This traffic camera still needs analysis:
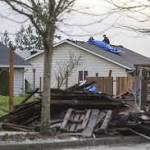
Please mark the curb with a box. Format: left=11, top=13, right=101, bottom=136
left=0, top=136, right=149, bottom=150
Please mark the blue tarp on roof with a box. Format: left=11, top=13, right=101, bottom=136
left=88, top=39, right=121, bottom=54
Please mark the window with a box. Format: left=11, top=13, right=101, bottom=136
left=78, top=71, right=88, bottom=82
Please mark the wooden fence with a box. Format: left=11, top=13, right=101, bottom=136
left=116, top=77, right=134, bottom=96
left=87, top=77, right=135, bottom=96
left=86, top=77, right=113, bottom=95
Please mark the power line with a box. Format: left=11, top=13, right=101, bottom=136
left=0, top=13, right=29, bottom=24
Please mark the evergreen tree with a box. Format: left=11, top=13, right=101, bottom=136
left=15, top=25, right=43, bottom=50
left=0, top=30, right=10, bottom=47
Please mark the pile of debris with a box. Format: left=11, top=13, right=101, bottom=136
left=59, top=108, right=113, bottom=137
left=0, top=82, right=150, bottom=139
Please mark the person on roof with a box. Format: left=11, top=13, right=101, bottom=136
left=102, top=34, right=110, bottom=44
left=88, top=36, right=94, bottom=41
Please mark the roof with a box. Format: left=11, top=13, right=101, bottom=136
left=0, top=43, right=27, bottom=68
left=15, top=49, right=42, bottom=59
left=25, top=39, right=150, bottom=70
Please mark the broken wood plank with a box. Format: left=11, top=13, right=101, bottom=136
left=51, top=99, right=124, bottom=109
left=2, top=123, right=33, bottom=132
left=70, top=112, right=80, bottom=132
left=78, top=109, right=91, bottom=131
left=100, top=110, right=112, bottom=130
left=60, top=108, right=73, bottom=131
left=50, top=123, right=62, bottom=129
left=82, top=109, right=99, bottom=137
left=94, top=112, right=106, bottom=133
left=96, top=112, right=106, bottom=125
left=128, top=128, right=150, bottom=140
left=21, top=88, right=39, bottom=104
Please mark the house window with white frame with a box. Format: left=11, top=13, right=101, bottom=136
left=78, top=71, right=88, bottom=82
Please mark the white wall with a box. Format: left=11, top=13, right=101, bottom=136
left=25, top=54, right=44, bottom=90
left=25, top=42, right=128, bottom=90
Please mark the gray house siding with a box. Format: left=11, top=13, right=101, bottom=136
left=0, top=42, right=27, bottom=96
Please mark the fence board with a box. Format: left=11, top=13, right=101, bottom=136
left=116, top=77, right=134, bottom=96
left=86, top=77, right=113, bottom=95
left=87, top=76, right=134, bottom=96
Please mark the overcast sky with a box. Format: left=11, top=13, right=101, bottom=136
left=0, top=0, right=150, bottom=57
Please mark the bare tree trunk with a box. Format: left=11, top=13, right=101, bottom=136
left=40, top=25, right=55, bottom=133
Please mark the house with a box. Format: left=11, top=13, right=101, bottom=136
left=24, top=39, right=150, bottom=92
left=0, top=43, right=27, bottom=96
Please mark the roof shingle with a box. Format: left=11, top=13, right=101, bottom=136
left=72, top=40, right=150, bottom=70
left=0, top=43, right=27, bottom=67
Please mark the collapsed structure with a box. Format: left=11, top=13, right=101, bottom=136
left=1, top=38, right=150, bottom=141
left=0, top=82, right=150, bottom=139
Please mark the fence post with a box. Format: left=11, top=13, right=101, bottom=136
left=39, top=77, right=42, bottom=92
left=113, top=77, right=117, bottom=96
left=32, top=68, right=36, bottom=91
left=65, top=70, right=69, bottom=89
left=9, top=46, right=14, bottom=112
left=138, top=68, right=142, bottom=109
left=32, top=68, right=36, bottom=100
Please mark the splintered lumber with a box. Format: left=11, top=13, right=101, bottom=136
left=60, top=108, right=73, bottom=131
left=52, top=92, right=113, bottom=101
left=69, top=109, right=91, bottom=132
left=50, top=123, right=62, bottom=129
left=51, top=99, right=124, bottom=109
left=70, top=112, right=80, bottom=132
left=78, top=109, right=91, bottom=131
left=128, top=124, right=150, bottom=136
left=60, top=109, right=92, bottom=133
left=94, top=112, right=106, bottom=133
left=76, top=113, right=86, bottom=131
left=100, top=110, right=112, bottom=131
left=0, top=83, right=127, bottom=133
left=96, top=112, right=106, bottom=125
left=128, top=128, right=150, bottom=140
left=21, top=88, right=39, bottom=104
left=82, top=109, right=99, bottom=137
left=2, top=123, right=33, bottom=132
left=0, top=100, right=41, bottom=125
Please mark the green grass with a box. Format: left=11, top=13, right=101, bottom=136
left=0, top=96, right=25, bottom=116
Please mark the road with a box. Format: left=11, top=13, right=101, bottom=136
left=60, top=143, right=150, bottom=150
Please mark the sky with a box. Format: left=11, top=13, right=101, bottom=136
left=0, top=0, right=150, bottom=57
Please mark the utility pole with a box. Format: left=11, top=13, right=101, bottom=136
left=9, top=45, right=14, bottom=112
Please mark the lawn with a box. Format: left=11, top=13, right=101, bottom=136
left=0, top=96, right=25, bottom=116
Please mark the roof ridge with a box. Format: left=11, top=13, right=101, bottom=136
left=67, top=39, right=85, bottom=44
